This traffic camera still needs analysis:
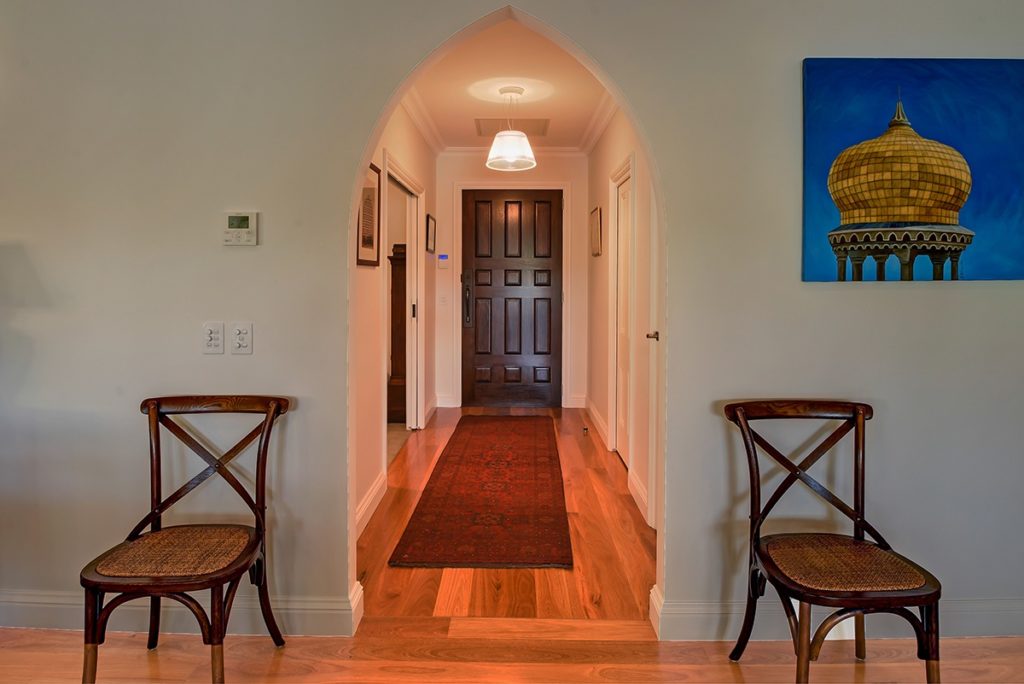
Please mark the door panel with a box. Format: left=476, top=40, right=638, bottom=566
left=462, top=189, right=562, bottom=407
left=615, top=177, right=632, bottom=465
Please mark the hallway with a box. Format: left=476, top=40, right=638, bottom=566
left=356, top=408, right=656, bottom=620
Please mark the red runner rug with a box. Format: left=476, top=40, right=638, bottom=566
left=389, top=415, right=573, bottom=568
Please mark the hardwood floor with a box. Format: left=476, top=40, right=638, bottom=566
left=3, top=625, right=1022, bottom=683
left=356, top=407, right=657, bottom=620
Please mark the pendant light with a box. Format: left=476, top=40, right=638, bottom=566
left=486, top=86, right=537, bottom=171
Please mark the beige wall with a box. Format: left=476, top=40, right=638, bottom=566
left=351, top=105, right=437, bottom=542
left=1, top=0, right=1023, bottom=641
left=586, top=109, right=656, bottom=520
left=434, top=150, right=588, bottom=408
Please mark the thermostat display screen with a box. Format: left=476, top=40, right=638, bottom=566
left=228, top=215, right=250, bottom=230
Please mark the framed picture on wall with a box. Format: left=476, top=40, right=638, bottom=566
left=426, top=214, right=436, bottom=254
left=589, top=206, right=602, bottom=256
left=356, top=162, right=381, bottom=266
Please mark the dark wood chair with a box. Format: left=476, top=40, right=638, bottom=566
left=80, top=396, right=290, bottom=683
left=723, top=400, right=941, bottom=683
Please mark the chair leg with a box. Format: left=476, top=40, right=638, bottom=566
left=147, top=596, right=161, bottom=650
left=82, top=589, right=101, bottom=684
left=729, top=568, right=763, bottom=662
left=923, top=603, right=941, bottom=683
left=796, top=601, right=811, bottom=683
left=211, top=644, right=225, bottom=684
left=855, top=612, right=866, bottom=660
left=255, top=558, right=285, bottom=647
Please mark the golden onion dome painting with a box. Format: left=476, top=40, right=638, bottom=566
left=804, top=58, right=1024, bottom=282
left=826, top=100, right=973, bottom=280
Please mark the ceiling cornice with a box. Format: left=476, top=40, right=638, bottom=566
left=578, top=90, right=619, bottom=154
left=401, top=85, right=446, bottom=154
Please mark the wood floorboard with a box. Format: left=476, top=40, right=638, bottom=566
left=3, top=628, right=1022, bottom=683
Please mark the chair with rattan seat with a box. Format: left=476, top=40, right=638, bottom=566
left=723, top=400, right=941, bottom=683
left=80, top=395, right=290, bottom=683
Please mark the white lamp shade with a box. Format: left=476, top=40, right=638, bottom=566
left=485, top=130, right=537, bottom=171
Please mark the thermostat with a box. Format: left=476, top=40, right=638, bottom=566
left=223, top=211, right=258, bottom=246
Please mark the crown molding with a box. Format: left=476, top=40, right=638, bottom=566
left=579, top=90, right=619, bottom=154
left=401, top=85, right=446, bottom=154
left=441, top=145, right=585, bottom=157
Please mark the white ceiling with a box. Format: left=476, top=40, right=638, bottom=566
left=403, top=19, right=615, bottom=150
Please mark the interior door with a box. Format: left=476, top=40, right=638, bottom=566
left=614, top=177, right=632, bottom=465
left=461, top=189, right=562, bottom=407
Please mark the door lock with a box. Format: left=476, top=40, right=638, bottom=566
left=646, top=331, right=660, bottom=341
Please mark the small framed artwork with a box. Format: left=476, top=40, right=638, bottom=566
left=356, top=162, right=381, bottom=266
left=426, top=214, right=437, bottom=254
left=589, top=206, right=602, bottom=256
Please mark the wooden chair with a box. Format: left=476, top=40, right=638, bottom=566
left=723, top=400, right=941, bottom=683
left=80, top=396, right=290, bottom=683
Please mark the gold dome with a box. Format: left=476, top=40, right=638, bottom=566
left=827, top=102, right=972, bottom=226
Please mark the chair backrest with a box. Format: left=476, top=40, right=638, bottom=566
left=127, top=396, right=290, bottom=541
left=723, top=399, right=889, bottom=550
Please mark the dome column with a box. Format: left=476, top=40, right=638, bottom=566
left=849, top=252, right=866, bottom=281
left=950, top=253, right=961, bottom=280
left=835, top=254, right=848, bottom=281
left=929, top=253, right=948, bottom=280
left=897, top=248, right=914, bottom=281
left=872, top=255, right=889, bottom=281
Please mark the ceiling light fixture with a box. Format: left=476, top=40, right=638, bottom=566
left=486, top=86, right=537, bottom=172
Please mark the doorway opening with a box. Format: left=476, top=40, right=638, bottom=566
left=347, top=6, right=667, bottom=635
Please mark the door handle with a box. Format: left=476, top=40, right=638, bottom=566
left=463, top=272, right=473, bottom=327
left=646, top=331, right=660, bottom=341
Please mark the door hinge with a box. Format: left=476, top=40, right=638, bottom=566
left=411, top=303, right=417, bottom=319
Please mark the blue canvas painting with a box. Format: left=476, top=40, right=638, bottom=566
left=803, top=58, right=1024, bottom=281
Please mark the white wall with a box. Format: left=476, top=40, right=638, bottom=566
left=586, top=110, right=655, bottom=519
left=351, top=106, right=437, bottom=540
left=434, top=149, right=588, bottom=408
left=1, top=0, right=1023, bottom=641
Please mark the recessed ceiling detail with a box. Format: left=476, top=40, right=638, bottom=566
left=467, top=77, right=555, bottom=104
left=475, top=118, right=550, bottom=137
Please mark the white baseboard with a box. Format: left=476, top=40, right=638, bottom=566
left=0, top=588, right=358, bottom=636
left=655, top=597, right=1024, bottom=641
left=423, top=400, right=437, bottom=426
left=436, top=394, right=459, bottom=408
left=349, top=581, right=364, bottom=633
left=565, top=393, right=587, bottom=409
left=584, top=401, right=611, bottom=449
left=649, top=584, right=665, bottom=638
left=627, top=468, right=650, bottom=524
left=355, top=470, right=388, bottom=538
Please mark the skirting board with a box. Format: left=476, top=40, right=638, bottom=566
left=0, top=588, right=359, bottom=636
left=655, top=596, right=1024, bottom=641
left=355, top=469, right=388, bottom=538
left=584, top=402, right=611, bottom=450
left=627, top=468, right=649, bottom=525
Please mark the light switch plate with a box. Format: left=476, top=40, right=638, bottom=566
left=203, top=321, right=224, bottom=354
left=230, top=321, right=253, bottom=355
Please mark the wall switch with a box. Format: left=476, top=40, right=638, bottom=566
left=203, top=321, right=224, bottom=354
left=230, top=321, right=253, bottom=355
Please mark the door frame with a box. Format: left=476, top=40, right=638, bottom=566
left=383, top=149, right=426, bottom=429
left=451, top=179, right=573, bottom=407
left=608, top=154, right=636, bottom=456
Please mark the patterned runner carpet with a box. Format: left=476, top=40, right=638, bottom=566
left=389, top=415, right=573, bottom=568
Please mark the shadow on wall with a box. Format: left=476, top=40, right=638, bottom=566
left=0, top=243, right=50, bottom=398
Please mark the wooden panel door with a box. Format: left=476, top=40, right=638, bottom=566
left=462, top=190, right=562, bottom=407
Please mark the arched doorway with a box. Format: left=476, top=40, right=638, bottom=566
left=346, top=5, right=668, bottom=635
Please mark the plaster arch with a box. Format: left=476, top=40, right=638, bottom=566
left=345, top=4, right=671, bottom=634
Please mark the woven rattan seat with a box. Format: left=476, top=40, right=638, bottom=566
left=96, top=525, right=254, bottom=578
left=762, top=533, right=925, bottom=593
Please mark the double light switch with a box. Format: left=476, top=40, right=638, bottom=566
left=202, top=321, right=253, bottom=355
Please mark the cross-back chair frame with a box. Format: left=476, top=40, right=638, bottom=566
left=80, top=396, right=290, bottom=683
left=724, top=400, right=940, bottom=683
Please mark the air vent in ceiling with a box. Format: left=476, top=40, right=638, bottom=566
left=475, top=118, right=550, bottom=137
